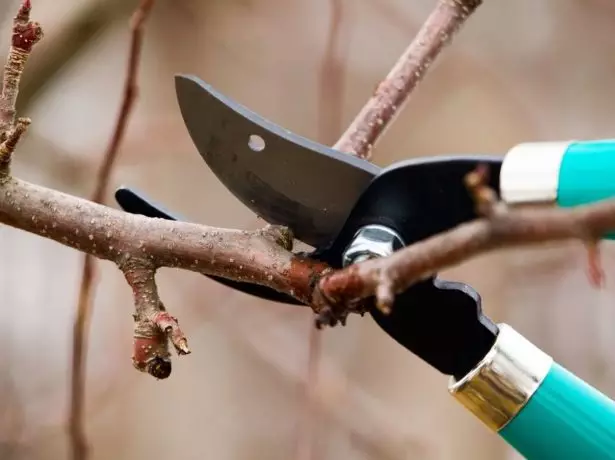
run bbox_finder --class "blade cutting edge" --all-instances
[174,74,379,248]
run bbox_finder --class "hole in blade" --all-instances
[248,134,266,152]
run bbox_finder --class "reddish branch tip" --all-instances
[131,311,190,379]
[154,311,191,355]
[133,336,172,379]
[16,0,32,22]
[12,0,42,52]
[13,22,43,52]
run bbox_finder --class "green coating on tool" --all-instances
[500,362,615,459]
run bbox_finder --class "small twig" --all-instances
[123,260,190,379]
[69,2,155,459]
[295,324,324,460]
[317,0,347,146]
[92,0,154,204]
[333,0,483,159]
[467,165,605,289]
[464,163,506,216]
[0,116,30,171]
[0,0,41,137]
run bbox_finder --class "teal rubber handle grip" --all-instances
[500,139,615,239]
[500,362,615,459]
[558,140,615,209]
[449,324,615,460]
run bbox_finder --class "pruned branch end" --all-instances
[123,260,190,379]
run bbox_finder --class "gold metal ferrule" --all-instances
[448,323,553,432]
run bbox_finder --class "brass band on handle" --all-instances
[448,323,553,431]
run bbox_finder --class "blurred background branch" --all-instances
[69,2,155,460]
[16,0,134,113]
[296,0,349,458]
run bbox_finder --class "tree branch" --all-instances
[0,0,40,135]
[317,180,615,315]
[123,259,190,378]
[333,0,483,159]
[0,175,326,296]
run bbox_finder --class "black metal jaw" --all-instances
[311,155,502,379]
[372,281,496,381]
[116,154,502,379]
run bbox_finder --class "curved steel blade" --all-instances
[174,74,380,248]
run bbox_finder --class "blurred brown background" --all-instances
[1,0,615,458]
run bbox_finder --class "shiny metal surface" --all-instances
[341,224,404,266]
[448,323,553,431]
[174,74,380,248]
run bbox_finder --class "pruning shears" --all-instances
[116,74,615,459]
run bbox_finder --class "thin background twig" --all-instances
[295,0,348,457]
[334,0,482,159]
[69,1,155,459]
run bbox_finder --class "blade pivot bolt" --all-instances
[342,224,404,267]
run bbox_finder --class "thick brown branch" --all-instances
[0,176,327,299]
[318,199,615,311]
[333,0,483,159]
